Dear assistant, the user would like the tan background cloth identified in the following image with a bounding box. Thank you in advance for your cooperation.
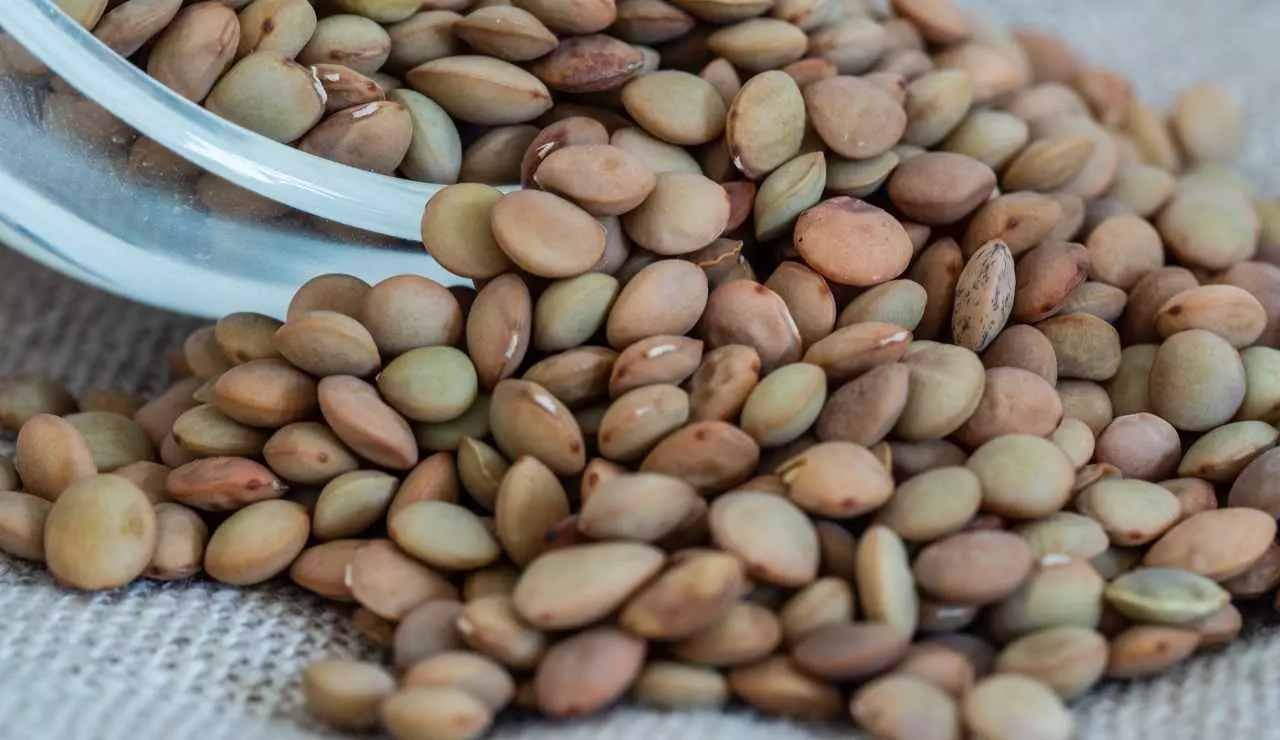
[3,0,1279,737]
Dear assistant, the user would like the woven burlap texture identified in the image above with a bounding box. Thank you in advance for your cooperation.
[4,0,1280,737]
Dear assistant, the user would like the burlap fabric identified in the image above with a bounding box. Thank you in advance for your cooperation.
[3,0,1280,737]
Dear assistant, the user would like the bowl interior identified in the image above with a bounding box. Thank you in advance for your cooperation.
[0,0,474,319]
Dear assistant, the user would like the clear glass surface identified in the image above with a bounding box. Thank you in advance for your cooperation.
[0,0,491,319]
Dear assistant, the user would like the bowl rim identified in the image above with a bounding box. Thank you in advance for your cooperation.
[0,0,464,242]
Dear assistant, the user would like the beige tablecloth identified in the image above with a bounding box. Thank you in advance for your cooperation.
[4,0,1280,737]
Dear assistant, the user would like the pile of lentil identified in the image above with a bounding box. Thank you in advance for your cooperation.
[5,0,1280,738]
[0,0,1249,229]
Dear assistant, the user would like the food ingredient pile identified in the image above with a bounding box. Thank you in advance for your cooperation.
[4,0,1280,739]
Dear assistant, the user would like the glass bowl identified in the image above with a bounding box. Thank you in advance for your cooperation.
[0,0,480,320]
